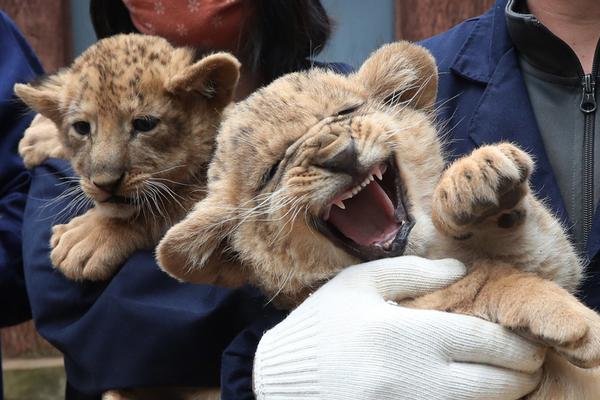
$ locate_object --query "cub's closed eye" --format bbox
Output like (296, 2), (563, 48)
(72, 121), (91, 136)
(335, 104), (361, 117)
(265, 159), (281, 183)
(132, 116), (160, 132)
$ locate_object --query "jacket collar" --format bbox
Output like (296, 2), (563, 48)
(450, 0), (513, 83)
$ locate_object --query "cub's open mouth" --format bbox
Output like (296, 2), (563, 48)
(316, 158), (414, 261)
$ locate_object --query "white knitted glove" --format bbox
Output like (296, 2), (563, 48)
(253, 256), (544, 400)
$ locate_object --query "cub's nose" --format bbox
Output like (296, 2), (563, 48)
(92, 173), (124, 194)
(319, 139), (359, 174)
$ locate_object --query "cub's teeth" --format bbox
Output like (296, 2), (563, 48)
(375, 168), (383, 181)
(334, 200), (346, 210)
(359, 176), (372, 188)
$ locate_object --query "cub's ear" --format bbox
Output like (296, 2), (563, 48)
(356, 41), (438, 110)
(156, 196), (249, 287)
(14, 73), (66, 123)
(166, 52), (241, 109)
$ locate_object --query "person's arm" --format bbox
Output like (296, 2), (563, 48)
(222, 257), (545, 400)
(0, 11), (44, 328)
(22, 158), (272, 395)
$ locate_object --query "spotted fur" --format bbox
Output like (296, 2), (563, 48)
(15, 33), (240, 282)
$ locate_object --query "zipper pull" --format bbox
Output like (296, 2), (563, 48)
(580, 74), (597, 113)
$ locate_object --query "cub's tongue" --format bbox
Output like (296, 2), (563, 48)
(328, 181), (400, 247)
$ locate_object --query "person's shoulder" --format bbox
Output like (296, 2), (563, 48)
(0, 11), (27, 46)
(418, 17), (481, 72)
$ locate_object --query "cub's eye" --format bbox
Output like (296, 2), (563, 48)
(72, 121), (91, 136)
(335, 104), (361, 117)
(264, 159), (281, 183)
(132, 116), (160, 132)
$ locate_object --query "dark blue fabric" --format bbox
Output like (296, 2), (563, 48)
(0, 11), (44, 400)
(220, 310), (286, 400)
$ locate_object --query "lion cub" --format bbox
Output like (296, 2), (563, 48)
(15, 33), (240, 281)
(158, 42), (600, 398)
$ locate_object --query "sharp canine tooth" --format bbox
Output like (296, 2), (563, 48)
(375, 168), (383, 180)
(335, 200), (346, 209)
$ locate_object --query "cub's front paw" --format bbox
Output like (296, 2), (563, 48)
(50, 211), (137, 281)
(18, 114), (65, 169)
(432, 143), (533, 238)
(553, 306), (600, 369)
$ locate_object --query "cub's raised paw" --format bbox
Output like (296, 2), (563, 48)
(18, 114), (65, 169)
(432, 143), (533, 238)
(50, 211), (141, 281)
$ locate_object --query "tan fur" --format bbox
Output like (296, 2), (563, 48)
(159, 41), (600, 397)
(15, 34), (237, 398)
(15, 33), (240, 281)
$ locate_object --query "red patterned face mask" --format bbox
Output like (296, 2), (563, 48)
(122, 0), (253, 51)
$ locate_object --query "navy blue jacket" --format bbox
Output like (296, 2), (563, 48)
(220, 0), (600, 397)
(0, 11), (44, 399)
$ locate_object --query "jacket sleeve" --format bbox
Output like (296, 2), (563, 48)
(220, 310), (286, 400)
(22, 158), (272, 394)
(0, 11), (44, 328)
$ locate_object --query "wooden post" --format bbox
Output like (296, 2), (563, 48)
(396, 0), (496, 41)
(0, 0), (72, 73)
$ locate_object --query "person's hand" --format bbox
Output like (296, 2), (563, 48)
(253, 256), (545, 400)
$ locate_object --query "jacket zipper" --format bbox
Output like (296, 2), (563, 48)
(580, 72), (596, 246)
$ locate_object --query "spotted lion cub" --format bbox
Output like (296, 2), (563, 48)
(15, 34), (240, 282)
(158, 42), (600, 398)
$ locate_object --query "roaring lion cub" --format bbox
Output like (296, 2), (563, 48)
(158, 42), (600, 398)
(15, 33), (240, 282)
